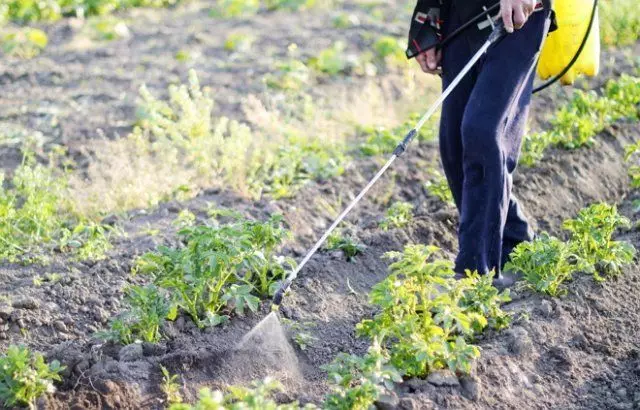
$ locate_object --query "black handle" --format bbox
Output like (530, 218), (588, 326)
(393, 129), (418, 157)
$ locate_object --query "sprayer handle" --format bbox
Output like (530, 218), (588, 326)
(488, 20), (507, 43)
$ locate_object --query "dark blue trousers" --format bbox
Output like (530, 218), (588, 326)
(439, 9), (551, 275)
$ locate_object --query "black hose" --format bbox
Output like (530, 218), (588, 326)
(532, 0), (599, 94)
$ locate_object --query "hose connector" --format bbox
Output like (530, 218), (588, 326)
(393, 129), (418, 157)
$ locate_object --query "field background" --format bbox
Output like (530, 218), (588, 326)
(0, 0), (639, 409)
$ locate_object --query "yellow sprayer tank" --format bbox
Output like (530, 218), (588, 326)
(537, 0), (600, 85)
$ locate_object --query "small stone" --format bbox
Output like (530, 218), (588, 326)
(399, 397), (418, 410)
(617, 388), (628, 398)
(634, 391), (640, 402)
(538, 300), (553, 317)
(427, 370), (460, 387)
(507, 326), (533, 357)
(94, 308), (110, 324)
(53, 320), (67, 332)
(118, 343), (143, 362)
(406, 377), (430, 392)
(0, 304), (13, 319)
(101, 214), (119, 226)
(460, 376), (481, 401)
(12, 297), (39, 310)
(375, 392), (399, 410)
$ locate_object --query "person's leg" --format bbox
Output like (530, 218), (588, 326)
(438, 12), (477, 213)
(501, 80), (537, 268)
(455, 11), (551, 275)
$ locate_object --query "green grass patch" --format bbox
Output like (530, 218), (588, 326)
(599, 0), (640, 46)
(0, 152), (113, 264)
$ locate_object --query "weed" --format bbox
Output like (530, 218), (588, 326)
(425, 169), (454, 205)
(160, 365), (183, 404)
(326, 231), (365, 261)
(372, 36), (406, 69)
(264, 45), (312, 91)
(379, 201), (414, 231)
(505, 233), (577, 296)
(357, 245), (510, 376)
(563, 203), (636, 279)
(87, 16), (130, 41)
(173, 209), (196, 229)
(224, 33), (255, 52)
(1, 27), (48, 59)
(264, 0), (319, 11)
(1, 0), (183, 23)
(308, 42), (352, 76)
(332, 13), (359, 29)
(600, 0), (640, 46)
(0, 152), (112, 263)
(210, 0), (259, 18)
(0, 346), (64, 409)
(323, 338), (401, 410)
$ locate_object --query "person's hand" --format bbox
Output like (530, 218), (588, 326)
(501, 0), (537, 33)
(416, 48), (442, 75)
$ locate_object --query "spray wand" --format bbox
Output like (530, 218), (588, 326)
(272, 22), (508, 310)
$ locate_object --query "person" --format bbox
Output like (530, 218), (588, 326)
(407, 0), (555, 285)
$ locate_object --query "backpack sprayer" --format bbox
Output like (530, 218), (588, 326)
(272, 0), (600, 309)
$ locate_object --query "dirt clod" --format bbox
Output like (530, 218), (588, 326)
(118, 343), (144, 362)
(427, 371), (460, 387)
(12, 296), (39, 310)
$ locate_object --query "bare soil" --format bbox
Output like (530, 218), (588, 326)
(0, 2), (638, 409)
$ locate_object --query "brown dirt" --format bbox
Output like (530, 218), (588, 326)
(0, 2), (639, 409)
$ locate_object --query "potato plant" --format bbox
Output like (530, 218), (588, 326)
(356, 245), (510, 377)
(323, 338), (401, 410)
(134, 215), (292, 328)
(563, 203), (636, 280)
(0, 346), (64, 409)
(505, 233), (577, 296)
(101, 284), (171, 344)
(325, 231), (364, 261)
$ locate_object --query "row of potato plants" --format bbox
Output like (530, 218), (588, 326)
(520, 74), (640, 167)
(320, 202), (637, 409)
